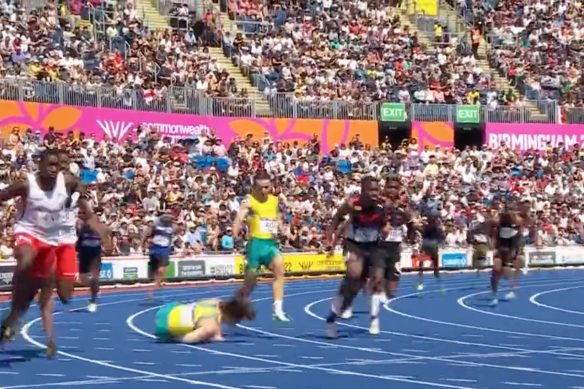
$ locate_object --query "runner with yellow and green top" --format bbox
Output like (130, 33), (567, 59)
(233, 171), (290, 322)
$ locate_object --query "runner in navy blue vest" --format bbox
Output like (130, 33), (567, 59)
(143, 212), (175, 300)
(77, 216), (103, 312)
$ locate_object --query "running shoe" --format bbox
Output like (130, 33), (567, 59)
(488, 298), (499, 307)
(416, 283), (424, 297)
(273, 311), (292, 323)
(340, 307), (353, 320)
(88, 301), (98, 313)
(504, 291), (516, 301)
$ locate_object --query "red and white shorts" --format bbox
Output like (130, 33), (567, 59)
(14, 234), (77, 279)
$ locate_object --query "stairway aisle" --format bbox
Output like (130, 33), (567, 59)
(208, 47), (271, 115)
(135, 0), (171, 30)
(417, 2), (546, 121)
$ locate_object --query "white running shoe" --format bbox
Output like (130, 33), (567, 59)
(489, 298), (499, 307)
(88, 301), (98, 313)
(326, 322), (337, 339)
(369, 317), (380, 335)
(340, 307), (353, 320)
(416, 283), (424, 291)
(273, 310), (291, 323)
(504, 291), (516, 301)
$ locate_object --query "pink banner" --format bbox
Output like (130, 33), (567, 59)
(0, 101), (379, 154)
(486, 124), (584, 151)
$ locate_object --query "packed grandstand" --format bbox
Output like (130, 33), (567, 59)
(0, 0), (580, 259)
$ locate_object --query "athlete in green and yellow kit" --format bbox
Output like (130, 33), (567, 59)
(154, 298), (256, 343)
(233, 171), (290, 322)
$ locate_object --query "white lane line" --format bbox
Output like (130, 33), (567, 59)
(382, 279), (584, 350)
(502, 383), (543, 387)
(530, 286), (584, 315)
(176, 364), (202, 367)
(61, 336), (79, 340)
(272, 344), (295, 347)
(140, 379), (169, 383)
(21, 283), (335, 389)
(442, 379), (477, 383)
(172, 351), (192, 354)
(0, 372), (19, 375)
(132, 349), (152, 352)
(22, 288), (274, 389)
(299, 281), (584, 381)
(95, 347), (115, 351)
(402, 349), (430, 353)
(299, 356), (324, 360)
(458, 284), (584, 329)
(128, 288), (487, 389)
(134, 362), (156, 366)
(244, 386), (276, 389)
(254, 355), (279, 358)
(37, 374), (65, 377)
(93, 338), (110, 341)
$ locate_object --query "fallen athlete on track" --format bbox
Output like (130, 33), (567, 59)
(154, 297), (256, 343)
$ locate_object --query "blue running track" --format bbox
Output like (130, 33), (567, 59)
(3, 270), (584, 389)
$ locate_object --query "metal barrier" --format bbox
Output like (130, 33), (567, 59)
(0, 79), (574, 122)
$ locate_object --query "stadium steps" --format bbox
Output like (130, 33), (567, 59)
(207, 47), (271, 116)
(431, 5), (547, 121)
(207, 9), (273, 116)
(136, 0), (172, 30)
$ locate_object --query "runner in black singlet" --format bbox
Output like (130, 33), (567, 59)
(490, 208), (523, 306)
(373, 177), (417, 333)
(417, 213), (445, 294)
(325, 177), (385, 338)
(379, 177), (417, 297)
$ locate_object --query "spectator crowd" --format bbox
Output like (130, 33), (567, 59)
(0, 0), (581, 120)
(0, 0), (581, 259)
(447, 0), (584, 114)
(0, 124), (581, 261)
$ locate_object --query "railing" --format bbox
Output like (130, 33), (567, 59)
(1, 79), (579, 122)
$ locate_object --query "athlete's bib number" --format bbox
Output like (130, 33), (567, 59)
(259, 218), (278, 234)
(83, 239), (101, 247)
(153, 235), (171, 247)
(474, 234), (487, 243)
(499, 227), (518, 239)
(386, 227), (403, 242)
(178, 306), (196, 328)
(354, 228), (379, 242)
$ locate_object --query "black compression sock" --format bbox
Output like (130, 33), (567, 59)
(491, 272), (500, 295)
(326, 312), (338, 323)
(90, 278), (99, 303)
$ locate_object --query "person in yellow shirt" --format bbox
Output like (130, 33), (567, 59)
(233, 171), (290, 322)
(155, 298), (256, 343)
